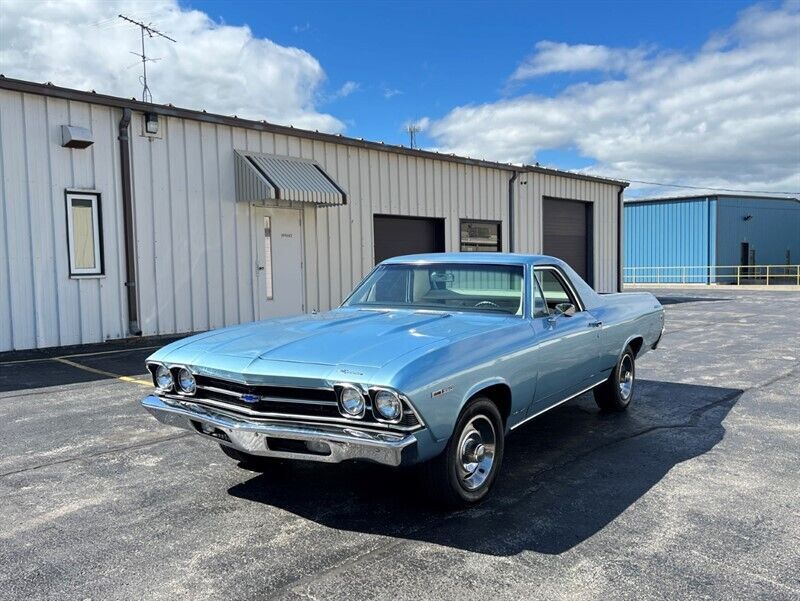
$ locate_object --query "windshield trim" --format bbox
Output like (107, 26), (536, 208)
(341, 261), (528, 318)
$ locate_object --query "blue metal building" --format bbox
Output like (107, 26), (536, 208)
(624, 194), (800, 284)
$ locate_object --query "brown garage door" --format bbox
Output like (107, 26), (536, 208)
(373, 215), (445, 264)
(543, 198), (593, 285)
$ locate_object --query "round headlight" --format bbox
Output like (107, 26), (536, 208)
(154, 364), (173, 390)
(176, 368), (196, 394)
(374, 390), (403, 422)
(339, 386), (365, 418)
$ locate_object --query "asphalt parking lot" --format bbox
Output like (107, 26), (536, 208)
(1, 288), (798, 600)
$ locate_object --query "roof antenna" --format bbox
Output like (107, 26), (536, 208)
(406, 123), (421, 149)
(118, 14), (176, 103)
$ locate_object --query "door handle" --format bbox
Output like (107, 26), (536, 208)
(588, 321), (603, 328)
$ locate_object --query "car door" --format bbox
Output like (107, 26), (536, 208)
(528, 266), (601, 415)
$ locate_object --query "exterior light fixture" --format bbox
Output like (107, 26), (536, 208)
(144, 113), (159, 135)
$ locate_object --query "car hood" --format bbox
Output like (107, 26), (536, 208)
(153, 309), (510, 371)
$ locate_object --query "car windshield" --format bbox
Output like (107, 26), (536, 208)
(344, 263), (524, 315)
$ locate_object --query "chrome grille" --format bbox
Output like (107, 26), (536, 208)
(179, 375), (422, 430)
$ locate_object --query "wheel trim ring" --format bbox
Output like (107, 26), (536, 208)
(456, 415), (497, 491)
(619, 354), (634, 400)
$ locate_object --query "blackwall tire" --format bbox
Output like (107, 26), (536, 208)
(594, 345), (636, 412)
(423, 396), (505, 508)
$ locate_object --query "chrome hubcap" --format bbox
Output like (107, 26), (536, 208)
(619, 354), (634, 400)
(456, 415), (496, 491)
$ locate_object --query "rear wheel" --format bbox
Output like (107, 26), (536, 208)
(594, 345), (636, 412)
(423, 397), (505, 507)
(218, 444), (279, 471)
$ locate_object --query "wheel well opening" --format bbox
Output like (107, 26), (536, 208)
(629, 337), (644, 357)
(476, 384), (512, 425)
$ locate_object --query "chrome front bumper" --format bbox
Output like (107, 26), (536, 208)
(141, 394), (417, 467)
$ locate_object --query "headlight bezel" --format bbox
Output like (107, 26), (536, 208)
(152, 363), (174, 391)
(372, 388), (404, 423)
(175, 367), (196, 395)
(337, 384), (366, 419)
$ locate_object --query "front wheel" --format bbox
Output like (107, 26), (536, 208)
(594, 345), (636, 412)
(423, 397), (505, 508)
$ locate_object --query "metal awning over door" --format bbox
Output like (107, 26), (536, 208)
(234, 150), (346, 206)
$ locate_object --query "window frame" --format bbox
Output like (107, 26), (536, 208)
(263, 215), (274, 300)
(533, 265), (585, 314)
(531, 270), (549, 318)
(65, 190), (104, 277)
(459, 219), (502, 253)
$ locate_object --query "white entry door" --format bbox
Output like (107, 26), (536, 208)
(254, 207), (304, 319)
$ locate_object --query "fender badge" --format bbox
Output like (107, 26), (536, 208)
(431, 386), (454, 398)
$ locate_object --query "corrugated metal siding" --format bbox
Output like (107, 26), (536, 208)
(624, 198), (715, 282)
(716, 198), (800, 266)
(515, 173), (620, 291)
(0, 87), (622, 350)
(0, 90), (127, 351)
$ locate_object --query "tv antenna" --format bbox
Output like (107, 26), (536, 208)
(118, 14), (176, 103)
(406, 123), (422, 149)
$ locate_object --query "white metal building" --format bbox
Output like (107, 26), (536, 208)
(0, 77), (627, 352)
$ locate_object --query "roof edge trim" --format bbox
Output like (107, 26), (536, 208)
(0, 75), (627, 189)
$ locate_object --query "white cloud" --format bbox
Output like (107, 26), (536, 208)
(404, 116), (430, 132)
(430, 2), (800, 194)
(511, 41), (648, 79)
(0, 0), (344, 132)
(331, 80), (360, 100)
(383, 87), (402, 99)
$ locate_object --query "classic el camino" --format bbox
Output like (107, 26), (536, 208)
(142, 253), (664, 506)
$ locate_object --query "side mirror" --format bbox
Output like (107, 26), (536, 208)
(548, 303), (575, 323)
(554, 302), (576, 317)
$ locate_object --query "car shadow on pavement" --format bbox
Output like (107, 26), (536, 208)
(228, 380), (742, 556)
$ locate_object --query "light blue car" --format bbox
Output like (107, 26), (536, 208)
(142, 253), (665, 506)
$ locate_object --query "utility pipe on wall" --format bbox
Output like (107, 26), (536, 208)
(118, 108), (141, 336)
(508, 171), (518, 252)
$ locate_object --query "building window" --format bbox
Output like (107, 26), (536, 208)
(460, 220), (501, 252)
(263, 216), (274, 300)
(66, 191), (103, 276)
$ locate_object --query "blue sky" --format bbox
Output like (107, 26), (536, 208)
(3, 0), (797, 194)
(185, 0), (756, 168)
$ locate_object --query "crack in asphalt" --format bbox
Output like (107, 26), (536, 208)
(0, 432), (191, 479)
(747, 364), (800, 391)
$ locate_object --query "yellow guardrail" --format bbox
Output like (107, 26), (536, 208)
(623, 265), (800, 285)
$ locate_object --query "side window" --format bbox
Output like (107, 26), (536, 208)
(66, 191), (103, 276)
(531, 273), (548, 317)
(535, 269), (580, 312)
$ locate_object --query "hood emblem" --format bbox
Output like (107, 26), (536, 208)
(241, 394), (260, 403)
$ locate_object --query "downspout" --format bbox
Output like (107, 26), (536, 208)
(508, 171), (518, 252)
(118, 108), (141, 336)
(617, 186), (624, 292)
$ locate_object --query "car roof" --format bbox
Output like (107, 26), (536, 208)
(380, 252), (558, 266)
